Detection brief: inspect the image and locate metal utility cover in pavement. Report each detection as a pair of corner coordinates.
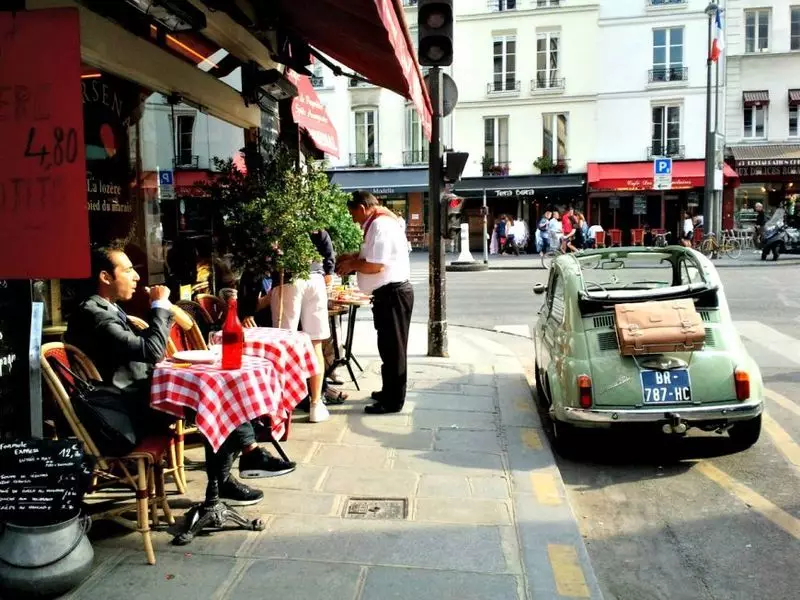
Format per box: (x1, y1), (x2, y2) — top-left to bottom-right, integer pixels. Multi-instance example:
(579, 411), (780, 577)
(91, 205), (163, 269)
(343, 498), (408, 520)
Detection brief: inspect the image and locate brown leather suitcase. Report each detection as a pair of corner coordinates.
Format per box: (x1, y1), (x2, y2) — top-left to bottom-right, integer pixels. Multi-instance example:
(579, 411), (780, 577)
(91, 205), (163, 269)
(614, 299), (705, 356)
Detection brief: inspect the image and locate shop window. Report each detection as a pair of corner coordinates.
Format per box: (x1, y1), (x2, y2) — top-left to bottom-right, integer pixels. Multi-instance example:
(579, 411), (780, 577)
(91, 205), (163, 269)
(175, 114), (196, 168)
(352, 108), (378, 166)
(745, 9), (770, 53)
(652, 27), (684, 82)
(491, 35), (516, 92)
(404, 106), (428, 166)
(542, 113), (567, 163)
(793, 7), (800, 50)
(743, 105), (767, 139)
(791, 105), (799, 137)
(535, 31), (560, 88)
(652, 105), (681, 157)
(484, 116), (509, 172)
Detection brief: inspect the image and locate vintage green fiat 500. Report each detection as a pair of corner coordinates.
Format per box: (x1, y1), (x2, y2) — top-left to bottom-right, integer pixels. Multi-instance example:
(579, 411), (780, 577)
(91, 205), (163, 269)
(533, 246), (763, 452)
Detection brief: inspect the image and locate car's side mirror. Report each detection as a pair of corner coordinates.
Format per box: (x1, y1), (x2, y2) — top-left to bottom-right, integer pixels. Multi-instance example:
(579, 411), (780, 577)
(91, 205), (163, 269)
(533, 283), (547, 295)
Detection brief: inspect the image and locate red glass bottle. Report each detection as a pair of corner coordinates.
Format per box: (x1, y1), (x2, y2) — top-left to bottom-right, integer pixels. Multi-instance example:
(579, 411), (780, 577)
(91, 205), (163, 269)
(221, 292), (244, 370)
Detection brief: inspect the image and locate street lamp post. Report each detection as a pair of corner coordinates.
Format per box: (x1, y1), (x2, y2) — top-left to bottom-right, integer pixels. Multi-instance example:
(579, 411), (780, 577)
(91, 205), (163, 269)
(703, 2), (719, 244)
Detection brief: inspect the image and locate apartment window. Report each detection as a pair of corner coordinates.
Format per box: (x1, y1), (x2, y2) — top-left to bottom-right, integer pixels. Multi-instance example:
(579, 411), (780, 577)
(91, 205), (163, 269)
(652, 106), (681, 156)
(790, 105), (798, 137)
(492, 35), (516, 92)
(489, 0), (516, 10)
(175, 114), (195, 166)
(484, 116), (509, 168)
(745, 9), (770, 53)
(743, 105), (766, 138)
(311, 63), (324, 88)
(537, 0), (560, 6)
(404, 106), (428, 165)
(792, 7), (800, 50)
(353, 108), (378, 164)
(536, 32), (560, 88)
(542, 113), (567, 162)
(652, 27), (684, 82)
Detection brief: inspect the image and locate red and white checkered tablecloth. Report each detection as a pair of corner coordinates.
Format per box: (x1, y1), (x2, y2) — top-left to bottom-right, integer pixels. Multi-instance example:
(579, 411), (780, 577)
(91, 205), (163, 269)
(210, 327), (321, 411)
(150, 355), (282, 452)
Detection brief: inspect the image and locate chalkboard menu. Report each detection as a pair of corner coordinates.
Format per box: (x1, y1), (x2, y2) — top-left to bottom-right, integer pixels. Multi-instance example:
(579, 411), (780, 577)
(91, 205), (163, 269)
(0, 280), (32, 440)
(0, 439), (92, 526)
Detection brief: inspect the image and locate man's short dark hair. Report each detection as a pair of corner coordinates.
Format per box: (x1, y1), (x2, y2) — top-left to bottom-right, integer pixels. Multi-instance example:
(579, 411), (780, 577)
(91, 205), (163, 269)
(348, 190), (380, 210)
(90, 242), (125, 283)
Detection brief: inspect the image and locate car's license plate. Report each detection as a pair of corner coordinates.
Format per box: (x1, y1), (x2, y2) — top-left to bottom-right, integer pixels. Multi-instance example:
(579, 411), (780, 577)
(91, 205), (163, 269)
(640, 369), (692, 404)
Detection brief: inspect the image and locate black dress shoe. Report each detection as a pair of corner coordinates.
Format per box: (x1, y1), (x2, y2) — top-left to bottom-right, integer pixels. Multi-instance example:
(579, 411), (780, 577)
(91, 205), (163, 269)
(364, 402), (401, 415)
(371, 390), (383, 401)
(219, 476), (264, 506)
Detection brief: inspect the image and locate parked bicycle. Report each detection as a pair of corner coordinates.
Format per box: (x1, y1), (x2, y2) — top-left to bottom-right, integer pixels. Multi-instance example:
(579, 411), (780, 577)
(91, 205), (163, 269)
(654, 231), (671, 248)
(700, 232), (742, 259)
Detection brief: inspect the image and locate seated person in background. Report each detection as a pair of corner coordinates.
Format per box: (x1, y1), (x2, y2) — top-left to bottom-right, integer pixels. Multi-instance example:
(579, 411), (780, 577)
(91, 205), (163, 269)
(587, 223), (604, 248)
(238, 267), (273, 328)
(66, 246), (295, 506)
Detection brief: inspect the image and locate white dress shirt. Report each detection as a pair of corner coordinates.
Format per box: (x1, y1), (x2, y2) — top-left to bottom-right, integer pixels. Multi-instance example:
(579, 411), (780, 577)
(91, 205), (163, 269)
(357, 215), (411, 294)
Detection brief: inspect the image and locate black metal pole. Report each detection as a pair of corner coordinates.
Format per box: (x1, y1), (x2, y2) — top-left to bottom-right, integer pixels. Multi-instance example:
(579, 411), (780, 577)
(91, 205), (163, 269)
(703, 9), (715, 240)
(427, 66), (447, 357)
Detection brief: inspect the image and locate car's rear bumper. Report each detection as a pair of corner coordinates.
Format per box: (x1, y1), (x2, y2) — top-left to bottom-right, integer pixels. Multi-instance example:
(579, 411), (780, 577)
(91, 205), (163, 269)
(556, 398), (763, 425)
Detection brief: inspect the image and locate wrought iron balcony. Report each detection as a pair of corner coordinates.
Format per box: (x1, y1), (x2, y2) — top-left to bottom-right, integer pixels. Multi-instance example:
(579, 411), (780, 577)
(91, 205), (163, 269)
(349, 153), (382, 167)
(482, 162), (510, 177)
(349, 77), (373, 88)
(648, 143), (685, 159)
(310, 75), (324, 88)
(531, 76), (566, 91)
(403, 150), (428, 166)
(648, 66), (688, 83)
(487, 80), (521, 95)
(648, 0), (686, 6)
(534, 157), (570, 174)
(487, 0), (517, 11)
(173, 154), (199, 169)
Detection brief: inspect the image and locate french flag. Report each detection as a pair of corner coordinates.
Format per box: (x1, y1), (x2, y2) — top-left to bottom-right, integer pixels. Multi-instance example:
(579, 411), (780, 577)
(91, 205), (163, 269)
(711, 10), (724, 62)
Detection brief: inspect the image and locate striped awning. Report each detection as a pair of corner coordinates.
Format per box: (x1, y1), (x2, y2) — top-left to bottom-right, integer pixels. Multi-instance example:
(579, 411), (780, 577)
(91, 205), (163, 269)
(789, 89), (800, 106)
(743, 90), (770, 107)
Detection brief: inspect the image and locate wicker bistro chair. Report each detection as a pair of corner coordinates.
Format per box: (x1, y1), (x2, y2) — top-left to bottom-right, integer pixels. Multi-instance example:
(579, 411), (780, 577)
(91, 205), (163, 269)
(40, 343), (174, 565)
(195, 293), (226, 326)
(176, 299), (215, 340)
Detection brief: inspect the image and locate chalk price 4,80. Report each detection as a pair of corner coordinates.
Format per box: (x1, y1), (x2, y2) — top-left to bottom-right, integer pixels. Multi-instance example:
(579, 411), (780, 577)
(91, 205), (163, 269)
(24, 126), (78, 170)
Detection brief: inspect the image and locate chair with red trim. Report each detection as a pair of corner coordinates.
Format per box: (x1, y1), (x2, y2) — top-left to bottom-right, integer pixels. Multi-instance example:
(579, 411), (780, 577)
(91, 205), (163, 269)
(594, 230), (606, 248)
(195, 293), (226, 326)
(631, 228), (645, 246)
(608, 229), (623, 247)
(41, 343), (174, 565)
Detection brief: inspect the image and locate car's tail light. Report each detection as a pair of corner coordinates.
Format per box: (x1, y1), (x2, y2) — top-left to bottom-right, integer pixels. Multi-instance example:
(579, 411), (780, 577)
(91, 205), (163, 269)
(577, 374), (593, 408)
(734, 368), (750, 401)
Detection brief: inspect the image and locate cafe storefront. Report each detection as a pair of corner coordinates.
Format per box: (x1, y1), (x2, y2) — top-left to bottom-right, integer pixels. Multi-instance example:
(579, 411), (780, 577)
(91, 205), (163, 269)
(728, 145), (800, 227)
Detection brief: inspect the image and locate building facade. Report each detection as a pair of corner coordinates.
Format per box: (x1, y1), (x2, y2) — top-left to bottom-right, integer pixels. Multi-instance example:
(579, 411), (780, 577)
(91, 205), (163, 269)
(723, 0), (800, 227)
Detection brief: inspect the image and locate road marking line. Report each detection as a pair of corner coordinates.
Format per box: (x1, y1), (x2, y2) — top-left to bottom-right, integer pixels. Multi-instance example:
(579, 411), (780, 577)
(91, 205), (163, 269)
(765, 388), (800, 419)
(695, 461), (800, 541)
(763, 413), (800, 473)
(531, 472), (562, 505)
(547, 544), (591, 598)
(736, 321), (800, 366)
(521, 428), (543, 450)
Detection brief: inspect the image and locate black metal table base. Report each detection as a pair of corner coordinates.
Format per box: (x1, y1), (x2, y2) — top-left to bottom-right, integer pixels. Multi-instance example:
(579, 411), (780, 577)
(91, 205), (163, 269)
(172, 500), (265, 546)
(326, 304), (365, 390)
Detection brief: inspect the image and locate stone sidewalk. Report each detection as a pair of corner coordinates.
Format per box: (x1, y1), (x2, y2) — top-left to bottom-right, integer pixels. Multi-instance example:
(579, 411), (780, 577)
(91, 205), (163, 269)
(61, 324), (602, 600)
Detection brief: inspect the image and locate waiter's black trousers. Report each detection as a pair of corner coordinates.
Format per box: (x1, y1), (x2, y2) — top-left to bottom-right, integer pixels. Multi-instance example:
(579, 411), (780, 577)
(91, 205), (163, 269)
(372, 281), (414, 411)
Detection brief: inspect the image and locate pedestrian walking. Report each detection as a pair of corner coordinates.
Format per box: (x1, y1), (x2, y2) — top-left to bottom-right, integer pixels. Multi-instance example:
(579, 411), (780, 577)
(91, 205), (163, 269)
(337, 191), (414, 415)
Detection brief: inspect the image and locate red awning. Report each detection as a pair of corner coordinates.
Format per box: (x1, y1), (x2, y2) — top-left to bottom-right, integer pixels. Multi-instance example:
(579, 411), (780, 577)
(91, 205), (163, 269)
(743, 90), (769, 107)
(274, 0), (432, 140)
(286, 69), (339, 157)
(587, 161), (739, 192)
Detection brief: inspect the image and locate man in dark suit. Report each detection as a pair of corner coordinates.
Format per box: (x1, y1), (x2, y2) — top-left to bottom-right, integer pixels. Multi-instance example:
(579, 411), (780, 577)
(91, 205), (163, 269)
(66, 246), (295, 506)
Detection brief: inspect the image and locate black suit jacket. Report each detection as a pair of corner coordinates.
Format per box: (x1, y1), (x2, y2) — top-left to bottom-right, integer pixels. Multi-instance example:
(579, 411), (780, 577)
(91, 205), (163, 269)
(65, 295), (172, 390)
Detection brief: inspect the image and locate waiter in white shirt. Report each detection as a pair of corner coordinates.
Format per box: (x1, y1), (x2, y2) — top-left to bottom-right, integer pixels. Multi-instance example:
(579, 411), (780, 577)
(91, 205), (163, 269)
(336, 191), (413, 414)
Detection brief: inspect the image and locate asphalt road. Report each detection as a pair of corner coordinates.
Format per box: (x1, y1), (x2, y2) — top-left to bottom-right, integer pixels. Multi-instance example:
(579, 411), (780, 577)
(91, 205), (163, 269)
(405, 251), (800, 600)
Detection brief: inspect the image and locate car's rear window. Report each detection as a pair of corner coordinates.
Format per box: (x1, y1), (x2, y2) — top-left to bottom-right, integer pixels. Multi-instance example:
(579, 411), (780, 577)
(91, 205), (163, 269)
(577, 252), (707, 293)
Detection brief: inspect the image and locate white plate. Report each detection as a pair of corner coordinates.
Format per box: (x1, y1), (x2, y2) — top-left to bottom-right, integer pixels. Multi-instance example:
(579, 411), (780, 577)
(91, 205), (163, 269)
(171, 350), (217, 364)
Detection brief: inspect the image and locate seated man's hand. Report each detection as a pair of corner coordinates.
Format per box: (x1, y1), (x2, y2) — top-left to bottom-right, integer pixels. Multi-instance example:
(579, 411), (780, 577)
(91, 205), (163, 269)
(256, 291), (272, 312)
(148, 285), (171, 303)
(243, 316), (257, 328)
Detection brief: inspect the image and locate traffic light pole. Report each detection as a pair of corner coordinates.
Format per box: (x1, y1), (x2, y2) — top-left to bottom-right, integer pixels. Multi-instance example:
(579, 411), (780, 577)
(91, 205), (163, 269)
(427, 66), (447, 358)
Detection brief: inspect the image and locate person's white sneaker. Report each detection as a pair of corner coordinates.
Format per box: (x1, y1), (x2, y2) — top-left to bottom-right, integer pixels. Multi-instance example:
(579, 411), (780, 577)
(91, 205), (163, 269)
(309, 401), (330, 423)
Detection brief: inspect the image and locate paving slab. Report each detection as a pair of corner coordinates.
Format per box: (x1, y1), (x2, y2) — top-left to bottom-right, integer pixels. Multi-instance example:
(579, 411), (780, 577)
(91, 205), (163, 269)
(227, 559), (363, 600)
(414, 497), (512, 525)
(417, 474), (471, 498)
(251, 488), (340, 516)
(341, 425), (435, 450)
(411, 408), (496, 430)
(310, 443), (391, 469)
(393, 448), (505, 475)
(360, 566), (520, 600)
(321, 466), (419, 496)
(434, 429), (503, 453)
(469, 475), (512, 499)
(248, 515), (512, 573)
(407, 391), (496, 413)
(254, 464), (329, 491)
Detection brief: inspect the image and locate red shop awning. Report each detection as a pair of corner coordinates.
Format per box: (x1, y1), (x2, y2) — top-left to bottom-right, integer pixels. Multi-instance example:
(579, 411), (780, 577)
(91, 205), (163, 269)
(274, 0), (432, 140)
(286, 69), (339, 157)
(587, 161), (739, 192)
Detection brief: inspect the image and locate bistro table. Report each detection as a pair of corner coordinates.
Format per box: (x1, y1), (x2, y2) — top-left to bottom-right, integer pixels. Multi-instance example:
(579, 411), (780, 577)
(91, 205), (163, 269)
(151, 352), (312, 545)
(327, 294), (372, 390)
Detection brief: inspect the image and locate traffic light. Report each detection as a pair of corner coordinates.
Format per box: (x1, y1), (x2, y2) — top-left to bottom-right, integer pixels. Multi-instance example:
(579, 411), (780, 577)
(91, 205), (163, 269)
(418, 0), (453, 67)
(442, 193), (464, 239)
(443, 151), (469, 183)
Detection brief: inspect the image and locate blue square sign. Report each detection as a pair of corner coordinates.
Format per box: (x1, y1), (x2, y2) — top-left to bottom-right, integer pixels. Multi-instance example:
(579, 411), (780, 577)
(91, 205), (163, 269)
(654, 158), (672, 175)
(159, 170), (174, 186)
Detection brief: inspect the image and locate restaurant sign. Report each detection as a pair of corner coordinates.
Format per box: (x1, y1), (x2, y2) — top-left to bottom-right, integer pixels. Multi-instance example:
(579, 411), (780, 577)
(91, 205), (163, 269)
(736, 158), (800, 178)
(492, 188), (536, 198)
